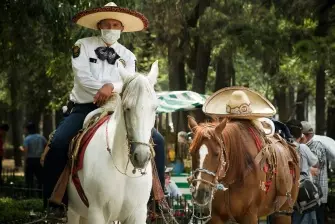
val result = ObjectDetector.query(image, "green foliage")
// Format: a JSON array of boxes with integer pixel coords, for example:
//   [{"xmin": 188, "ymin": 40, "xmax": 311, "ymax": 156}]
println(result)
[
  {"xmin": 0, "ymin": 198, "xmax": 43, "ymax": 222},
  {"xmin": 0, "ymin": 0, "xmax": 335, "ymax": 127}
]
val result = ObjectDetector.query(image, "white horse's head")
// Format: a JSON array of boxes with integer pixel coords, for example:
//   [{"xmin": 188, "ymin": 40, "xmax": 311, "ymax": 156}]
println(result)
[{"xmin": 117, "ymin": 60, "xmax": 159, "ymax": 169}]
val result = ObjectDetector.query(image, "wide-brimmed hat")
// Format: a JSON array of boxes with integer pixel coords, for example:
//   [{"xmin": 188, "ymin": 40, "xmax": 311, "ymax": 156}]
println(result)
[
  {"xmin": 72, "ymin": 2, "xmax": 149, "ymax": 32},
  {"xmin": 203, "ymin": 86, "xmax": 276, "ymax": 119}
]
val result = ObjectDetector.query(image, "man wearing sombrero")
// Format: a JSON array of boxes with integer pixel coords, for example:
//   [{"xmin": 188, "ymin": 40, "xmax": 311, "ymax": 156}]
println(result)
[{"xmin": 43, "ymin": 2, "xmax": 166, "ymax": 221}]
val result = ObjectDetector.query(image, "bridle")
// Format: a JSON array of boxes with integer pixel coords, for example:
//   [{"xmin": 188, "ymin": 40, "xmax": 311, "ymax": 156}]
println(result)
[
  {"xmin": 190, "ymin": 132, "xmax": 230, "ymax": 196},
  {"xmin": 106, "ymin": 74, "xmax": 154, "ymax": 176},
  {"xmin": 188, "ymin": 132, "xmax": 231, "ymax": 223}
]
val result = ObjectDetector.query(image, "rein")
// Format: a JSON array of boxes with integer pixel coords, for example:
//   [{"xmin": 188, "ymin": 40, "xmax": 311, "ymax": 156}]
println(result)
[{"xmin": 106, "ymin": 74, "xmax": 154, "ymax": 177}]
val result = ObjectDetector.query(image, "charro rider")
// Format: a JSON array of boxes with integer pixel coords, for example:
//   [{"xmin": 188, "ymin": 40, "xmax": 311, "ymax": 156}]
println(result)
[{"xmin": 43, "ymin": 2, "xmax": 166, "ymax": 221}]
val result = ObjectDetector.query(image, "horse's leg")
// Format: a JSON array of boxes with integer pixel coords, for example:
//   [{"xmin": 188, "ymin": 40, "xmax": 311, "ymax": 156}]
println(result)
[
  {"xmin": 123, "ymin": 206, "xmax": 147, "ymax": 224},
  {"xmin": 67, "ymin": 208, "xmax": 80, "ymax": 224},
  {"xmin": 87, "ymin": 207, "xmax": 105, "ymax": 224}
]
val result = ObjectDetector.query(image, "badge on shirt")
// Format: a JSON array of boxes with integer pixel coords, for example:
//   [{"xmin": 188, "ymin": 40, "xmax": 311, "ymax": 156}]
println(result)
[
  {"xmin": 119, "ymin": 59, "xmax": 126, "ymax": 67},
  {"xmin": 72, "ymin": 44, "xmax": 81, "ymax": 58},
  {"xmin": 89, "ymin": 58, "xmax": 97, "ymax": 63}
]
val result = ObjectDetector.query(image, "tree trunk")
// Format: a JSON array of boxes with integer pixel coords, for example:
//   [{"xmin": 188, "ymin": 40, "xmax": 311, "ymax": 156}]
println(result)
[
  {"xmin": 327, "ymin": 105, "xmax": 335, "ymax": 138},
  {"xmin": 214, "ymin": 49, "xmax": 235, "ymax": 91},
  {"xmin": 168, "ymin": 37, "xmax": 187, "ymax": 134},
  {"xmin": 9, "ymin": 66, "xmax": 23, "ymax": 167},
  {"xmin": 315, "ymin": 65, "xmax": 326, "ymax": 134},
  {"xmin": 42, "ymin": 109, "xmax": 54, "ymax": 138},
  {"xmin": 273, "ymin": 87, "xmax": 290, "ymax": 122},
  {"xmin": 296, "ymin": 85, "xmax": 309, "ymax": 121},
  {"xmin": 168, "ymin": 41, "xmax": 186, "ymax": 91},
  {"xmin": 288, "ymin": 86, "xmax": 295, "ymax": 120},
  {"xmin": 192, "ymin": 40, "xmax": 211, "ymax": 94}
]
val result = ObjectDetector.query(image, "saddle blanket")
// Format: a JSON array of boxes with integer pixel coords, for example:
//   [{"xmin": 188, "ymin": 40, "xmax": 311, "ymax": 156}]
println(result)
[{"xmin": 70, "ymin": 114, "xmax": 111, "ymax": 207}]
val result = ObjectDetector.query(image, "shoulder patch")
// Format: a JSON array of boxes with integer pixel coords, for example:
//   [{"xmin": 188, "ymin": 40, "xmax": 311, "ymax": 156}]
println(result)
[
  {"xmin": 72, "ymin": 44, "xmax": 81, "ymax": 58},
  {"xmin": 119, "ymin": 59, "xmax": 126, "ymax": 67}
]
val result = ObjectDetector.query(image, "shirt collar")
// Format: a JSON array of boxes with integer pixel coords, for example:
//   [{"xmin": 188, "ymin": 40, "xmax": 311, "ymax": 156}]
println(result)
[{"xmin": 306, "ymin": 135, "xmax": 315, "ymax": 145}]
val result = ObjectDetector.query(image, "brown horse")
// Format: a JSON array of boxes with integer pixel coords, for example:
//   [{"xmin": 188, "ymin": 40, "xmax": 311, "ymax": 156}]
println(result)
[{"xmin": 187, "ymin": 116, "xmax": 300, "ymax": 224}]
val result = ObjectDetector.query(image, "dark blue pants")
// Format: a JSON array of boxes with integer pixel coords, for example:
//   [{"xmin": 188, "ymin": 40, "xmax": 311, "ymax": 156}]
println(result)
[
  {"xmin": 43, "ymin": 103, "xmax": 165, "ymax": 207},
  {"xmin": 315, "ymin": 203, "xmax": 326, "ymax": 224},
  {"xmin": 152, "ymin": 128, "xmax": 166, "ymax": 192}
]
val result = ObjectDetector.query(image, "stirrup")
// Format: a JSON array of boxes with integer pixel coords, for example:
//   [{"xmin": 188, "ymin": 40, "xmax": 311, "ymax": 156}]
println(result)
[{"xmin": 45, "ymin": 201, "xmax": 68, "ymax": 223}]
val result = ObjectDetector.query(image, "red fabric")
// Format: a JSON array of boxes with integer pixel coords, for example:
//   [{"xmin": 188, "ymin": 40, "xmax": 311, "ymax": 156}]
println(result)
[
  {"xmin": 71, "ymin": 115, "xmax": 111, "ymax": 207},
  {"xmin": 265, "ymin": 180, "xmax": 272, "ymax": 192},
  {"xmin": 263, "ymin": 164, "xmax": 269, "ymax": 173},
  {"xmin": 248, "ymin": 127, "xmax": 263, "ymax": 152}
]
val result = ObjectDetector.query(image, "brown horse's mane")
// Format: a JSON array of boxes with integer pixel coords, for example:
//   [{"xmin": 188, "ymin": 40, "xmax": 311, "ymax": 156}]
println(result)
[{"xmin": 190, "ymin": 119, "xmax": 262, "ymax": 184}]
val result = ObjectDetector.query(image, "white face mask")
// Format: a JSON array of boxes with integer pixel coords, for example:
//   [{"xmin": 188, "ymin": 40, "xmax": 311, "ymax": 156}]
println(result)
[{"xmin": 101, "ymin": 29, "xmax": 121, "ymax": 44}]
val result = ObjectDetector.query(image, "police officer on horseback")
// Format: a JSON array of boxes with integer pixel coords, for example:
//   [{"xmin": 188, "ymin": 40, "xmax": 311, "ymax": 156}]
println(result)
[{"xmin": 43, "ymin": 2, "xmax": 166, "ymax": 222}]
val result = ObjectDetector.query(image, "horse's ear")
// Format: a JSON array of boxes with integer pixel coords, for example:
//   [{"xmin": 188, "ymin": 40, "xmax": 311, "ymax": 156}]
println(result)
[
  {"xmin": 215, "ymin": 118, "xmax": 227, "ymax": 135},
  {"xmin": 117, "ymin": 60, "xmax": 131, "ymax": 82},
  {"xmin": 188, "ymin": 116, "xmax": 198, "ymax": 133},
  {"xmin": 147, "ymin": 60, "xmax": 159, "ymax": 86}
]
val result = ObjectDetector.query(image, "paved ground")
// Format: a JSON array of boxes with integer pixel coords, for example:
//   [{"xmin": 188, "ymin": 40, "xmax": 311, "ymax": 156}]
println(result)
[{"xmin": 2, "ymin": 159, "xmax": 24, "ymax": 175}]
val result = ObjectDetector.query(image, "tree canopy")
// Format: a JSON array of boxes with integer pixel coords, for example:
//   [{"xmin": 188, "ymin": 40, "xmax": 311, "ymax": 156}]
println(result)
[{"xmin": 1, "ymin": 0, "xmax": 335, "ymax": 166}]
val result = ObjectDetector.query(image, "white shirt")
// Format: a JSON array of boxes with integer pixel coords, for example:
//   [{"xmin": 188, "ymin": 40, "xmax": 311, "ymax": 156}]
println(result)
[{"xmin": 70, "ymin": 36, "xmax": 136, "ymax": 104}]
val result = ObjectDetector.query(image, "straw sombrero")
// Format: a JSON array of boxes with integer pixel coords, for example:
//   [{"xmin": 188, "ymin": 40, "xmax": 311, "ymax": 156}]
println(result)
[
  {"xmin": 72, "ymin": 2, "xmax": 149, "ymax": 32},
  {"xmin": 203, "ymin": 86, "xmax": 276, "ymax": 119}
]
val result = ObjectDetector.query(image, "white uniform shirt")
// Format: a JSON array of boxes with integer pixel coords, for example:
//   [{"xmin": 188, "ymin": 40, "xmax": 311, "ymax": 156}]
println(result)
[{"xmin": 70, "ymin": 36, "xmax": 136, "ymax": 104}]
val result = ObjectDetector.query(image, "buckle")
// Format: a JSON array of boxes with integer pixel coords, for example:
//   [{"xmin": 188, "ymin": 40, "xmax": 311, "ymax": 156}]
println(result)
[{"xmin": 45, "ymin": 201, "xmax": 68, "ymax": 223}]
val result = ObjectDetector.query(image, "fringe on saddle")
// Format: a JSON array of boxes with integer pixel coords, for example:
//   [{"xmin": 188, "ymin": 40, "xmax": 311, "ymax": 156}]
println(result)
[{"xmin": 255, "ymin": 131, "xmax": 299, "ymax": 212}]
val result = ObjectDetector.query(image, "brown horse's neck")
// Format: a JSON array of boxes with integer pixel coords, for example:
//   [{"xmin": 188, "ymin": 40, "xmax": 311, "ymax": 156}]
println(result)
[{"xmin": 220, "ymin": 120, "xmax": 262, "ymax": 186}]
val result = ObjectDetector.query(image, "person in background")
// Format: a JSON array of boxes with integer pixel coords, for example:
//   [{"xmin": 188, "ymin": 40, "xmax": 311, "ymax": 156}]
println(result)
[
  {"xmin": 0, "ymin": 123, "xmax": 9, "ymax": 184},
  {"xmin": 165, "ymin": 167, "xmax": 182, "ymax": 198},
  {"xmin": 301, "ymin": 121, "xmax": 335, "ymax": 224},
  {"xmin": 286, "ymin": 119, "xmax": 319, "ymax": 224},
  {"xmin": 20, "ymin": 122, "xmax": 47, "ymax": 189}
]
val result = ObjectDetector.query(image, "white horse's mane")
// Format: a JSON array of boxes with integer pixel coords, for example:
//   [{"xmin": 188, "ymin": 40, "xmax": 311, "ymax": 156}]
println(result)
[
  {"xmin": 83, "ymin": 72, "xmax": 155, "ymax": 127},
  {"xmin": 122, "ymin": 73, "xmax": 156, "ymax": 108}
]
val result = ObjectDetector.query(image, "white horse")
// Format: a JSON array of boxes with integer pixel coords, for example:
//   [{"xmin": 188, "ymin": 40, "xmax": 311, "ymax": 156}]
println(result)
[{"xmin": 67, "ymin": 61, "xmax": 159, "ymax": 224}]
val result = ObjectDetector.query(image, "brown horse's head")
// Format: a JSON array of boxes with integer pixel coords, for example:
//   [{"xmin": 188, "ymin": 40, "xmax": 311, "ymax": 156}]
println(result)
[
  {"xmin": 188, "ymin": 116, "xmax": 257, "ymax": 206},
  {"xmin": 188, "ymin": 116, "xmax": 228, "ymax": 205}
]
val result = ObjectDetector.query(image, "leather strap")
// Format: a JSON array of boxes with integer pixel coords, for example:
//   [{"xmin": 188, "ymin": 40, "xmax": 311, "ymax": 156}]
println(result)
[{"xmin": 49, "ymin": 164, "xmax": 71, "ymax": 206}]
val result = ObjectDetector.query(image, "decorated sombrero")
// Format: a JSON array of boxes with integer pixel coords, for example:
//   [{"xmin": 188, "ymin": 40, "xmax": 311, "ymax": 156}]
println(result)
[
  {"xmin": 203, "ymin": 86, "xmax": 276, "ymax": 119},
  {"xmin": 72, "ymin": 2, "xmax": 149, "ymax": 32}
]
